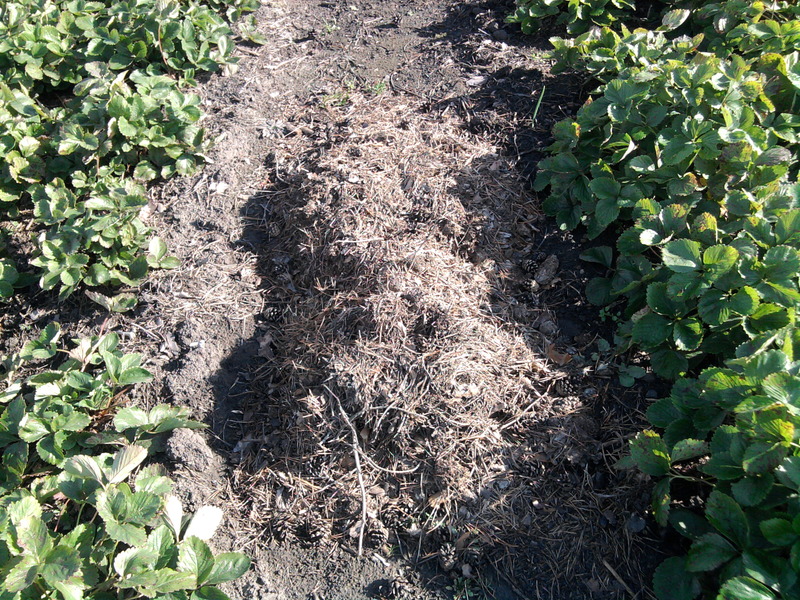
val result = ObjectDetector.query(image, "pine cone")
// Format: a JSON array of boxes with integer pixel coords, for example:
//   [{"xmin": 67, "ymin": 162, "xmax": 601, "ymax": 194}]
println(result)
[
  {"xmin": 263, "ymin": 305, "xmax": 284, "ymax": 322},
  {"xmin": 389, "ymin": 577, "xmax": 413, "ymax": 599},
  {"xmin": 380, "ymin": 502, "xmax": 408, "ymax": 530},
  {"xmin": 554, "ymin": 378, "xmax": 576, "ymax": 397},
  {"xmin": 520, "ymin": 258, "xmax": 537, "ymax": 273},
  {"xmin": 520, "ymin": 252, "xmax": 547, "ymax": 273},
  {"xmin": 266, "ymin": 221, "xmax": 282, "ymax": 238},
  {"xmin": 438, "ymin": 542, "xmax": 457, "ymax": 571},
  {"xmin": 296, "ymin": 511, "xmax": 328, "ymax": 544},
  {"xmin": 460, "ymin": 542, "xmax": 484, "ymax": 565},
  {"xmin": 367, "ymin": 521, "xmax": 389, "ymax": 548},
  {"xmin": 271, "ymin": 511, "xmax": 295, "ymax": 541}
]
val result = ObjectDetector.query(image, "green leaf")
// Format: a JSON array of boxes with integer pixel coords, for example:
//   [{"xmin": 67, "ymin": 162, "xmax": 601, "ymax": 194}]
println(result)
[
  {"xmin": 107, "ymin": 96, "xmax": 130, "ymax": 119},
  {"xmin": 776, "ymin": 456, "xmax": 800, "ymax": 491},
  {"xmin": 629, "ymin": 156, "xmax": 655, "ymax": 173},
  {"xmin": 640, "ymin": 229, "xmax": 663, "ymax": 246},
  {"xmin": 630, "ymin": 430, "xmax": 670, "ymax": 477},
  {"xmin": 594, "ymin": 196, "xmax": 620, "ymax": 231},
  {"xmin": 589, "ymin": 175, "xmax": 622, "ymax": 203},
  {"xmin": 647, "ymin": 283, "xmax": 686, "ymax": 318},
  {"xmin": 104, "ymin": 520, "xmax": 148, "ymax": 547},
  {"xmin": 652, "ymin": 478, "xmax": 671, "ymax": 527},
  {"xmin": 718, "ymin": 577, "xmax": 775, "ymax": 600},
  {"xmin": 192, "ymin": 587, "xmax": 233, "ymax": 600},
  {"xmin": 732, "ymin": 475, "xmax": 773, "ymax": 507},
  {"xmin": 706, "ymin": 490, "xmax": 749, "ymax": 548},
  {"xmin": 760, "ymin": 518, "xmax": 796, "ymax": 546},
  {"xmin": 775, "ymin": 210, "xmax": 800, "ymax": 245},
  {"xmin": 53, "ymin": 578, "xmax": 85, "ymax": 600},
  {"xmin": 668, "ymin": 271, "xmax": 710, "ymax": 303},
  {"xmin": 579, "ymin": 246, "xmax": 613, "ymax": 268},
  {"xmin": 109, "ymin": 445, "xmax": 148, "ymax": 484},
  {"xmin": 586, "ymin": 277, "xmax": 613, "ymax": 306},
  {"xmin": 662, "ymin": 136, "xmax": 697, "ymax": 166},
  {"xmin": 160, "ymin": 256, "xmax": 181, "ymax": 269},
  {"xmin": 673, "ymin": 318, "xmax": 703, "ymax": 352},
  {"xmin": 184, "ymin": 506, "xmax": 223, "ymax": 541},
  {"xmin": 762, "ymin": 246, "xmax": 800, "ymax": 280},
  {"xmin": 663, "ymin": 240, "xmax": 702, "ymax": 273},
  {"xmin": 9, "ymin": 497, "xmax": 51, "ymax": 562},
  {"xmin": 118, "ymin": 367, "xmax": 153, "ymax": 385},
  {"xmin": 647, "ymin": 398, "xmax": 683, "ymax": 428},
  {"xmin": 117, "ymin": 116, "xmax": 138, "ymax": 138},
  {"xmin": 671, "ymin": 439, "xmax": 708, "ymax": 463},
  {"xmin": 114, "ymin": 407, "xmax": 150, "ymax": 432},
  {"xmin": 178, "ymin": 537, "xmax": 215, "ymax": 586},
  {"xmin": 632, "ymin": 313, "xmax": 672, "ymax": 349},
  {"xmin": 205, "ymin": 552, "xmax": 251, "ymax": 586},
  {"xmin": 117, "ymin": 568, "xmax": 197, "ymax": 593},
  {"xmin": 64, "ymin": 455, "xmax": 106, "ymax": 484},
  {"xmin": 703, "ymin": 245, "xmax": 738, "ymax": 283},
  {"xmin": 653, "ymin": 557, "xmax": 700, "ymax": 600},
  {"xmin": 149, "ymin": 237, "xmax": 168, "ymax": 261},
  {"xmin": 650, "ymin": 349, "xmax": 688, "ymax": 379},
  {"xmin": 41, "ymin": 546, "xmax": 81, "ymax": 586},
  {"xmin": 670, "ymin": 509, "xmax": 712, "ymax": 540},
  {"xmin": 136, "ymin": 466, "xmax": 174, "ymax": 496},
  {"xmin": 2, "ymin": 556, "xmax": 39, "ymax": 593},
  {"xmin": 86, "ymin": 291, "xmax": 138, "ymax": 313},
  {"xmin": 134, "ymin": 161, "xmax": 158, "ymax": 181},
  {"xmin": 746, "ymin": 304, "xmax": 790, "ymax": 335},
  {"xmin": 730, "ymin": 287, "xmax": 759, "ymax": 316},
  {"xmin": 743, "ymin": 442, "xmax": 786, "ymax": 474},
  {"xmin": 687, "ymin": 533, "xmax": 738, "ymax": 572},
  {"xmin": 114, "ymin": 546, "xmax": 159, "ymax": 577},
  {"xmin": 660, "ymin": 8, "xmax": 691, "ymax": 30}
]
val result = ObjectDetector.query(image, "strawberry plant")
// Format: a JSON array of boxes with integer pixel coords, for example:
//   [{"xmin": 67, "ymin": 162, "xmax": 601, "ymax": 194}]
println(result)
[
  {"xmin": 0, "ymin": 0, "xmax": 260, "ymax": 301},
  {"xmin": 507, "ymin": 0, "xmax": 638, "ymax": 35},
  {"xmin": 534, "ymin": 11, "xmax": 799, "ymax": 374},
  {"xmin": 0, "ymin": 324, "xmax": 250, "ymax": 598},
  {"xmin": 517, "ymin": 0, "xmax": 800, "ymax": 597},
  {"xmin": 623, "ymin": 343, "xmax": 800, "ymax": 599}
]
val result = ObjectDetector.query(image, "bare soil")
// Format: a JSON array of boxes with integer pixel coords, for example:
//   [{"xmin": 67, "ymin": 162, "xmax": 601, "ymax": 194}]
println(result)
[{"xmin": 1, "ymin": 0, "xmax": 670, "ymax": 598}]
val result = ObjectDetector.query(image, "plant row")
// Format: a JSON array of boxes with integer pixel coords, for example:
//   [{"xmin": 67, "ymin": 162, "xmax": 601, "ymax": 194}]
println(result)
[
  {"xmin": 513, "ymin": 0, "xmax": 800, "ymax": 598},
  {"xmin": 0, "ymin": 0, "xmax": 262, "ymax": 301},
  {"xmin": 0, "ymin": 324, "xmax": 250, "ymax": 599}
]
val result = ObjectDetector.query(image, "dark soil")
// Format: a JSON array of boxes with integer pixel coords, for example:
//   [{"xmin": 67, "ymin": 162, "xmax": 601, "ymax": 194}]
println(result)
[{"xmin": 1, "ymin": 0, "xmax": 668, "ymax": 598}]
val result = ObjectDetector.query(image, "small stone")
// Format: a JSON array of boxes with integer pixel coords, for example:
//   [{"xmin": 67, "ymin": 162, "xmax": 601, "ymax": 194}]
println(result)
[
  {"xmin": 646, "ymin": 389, "xmax": 659, "ymax": 399},
  {"xmin": 492, "ymin": 29, "xmax": 509, "ymax": 41},
  {"xmin": 592, "ymin": 471, "xmax": 609, "ymax": 490},
  {"xmin": 537, "ymin": 319, "xmax": 558, "ymax": 337},
  {"xmin": 626, "ymin": 513, "xmax": 647, "ymax": 534},
  {"xmin": 534, "ymin": 255, "xmax": 559, "ymax": 286}
]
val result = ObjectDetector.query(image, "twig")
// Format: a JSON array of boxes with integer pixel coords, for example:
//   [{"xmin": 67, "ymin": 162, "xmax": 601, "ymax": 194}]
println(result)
[
  {"xmin": 602, "ymin": 558, "xmax": 636, "ymax": 597},
  {"xmin": 327, "ymin": 385, "xmax": 368, "ymax": 557}
]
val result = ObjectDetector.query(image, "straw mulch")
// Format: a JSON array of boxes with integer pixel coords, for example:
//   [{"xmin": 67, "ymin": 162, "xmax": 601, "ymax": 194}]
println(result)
[{"xmin": 227, "ymin": 91, "xmax": 653, "ymax": 598}]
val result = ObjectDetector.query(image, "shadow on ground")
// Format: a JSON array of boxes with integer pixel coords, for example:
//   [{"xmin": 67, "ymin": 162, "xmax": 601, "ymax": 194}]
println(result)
[{"xmin": 172, "ymin": 0, "xmax": 665, "ymax": 598}]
